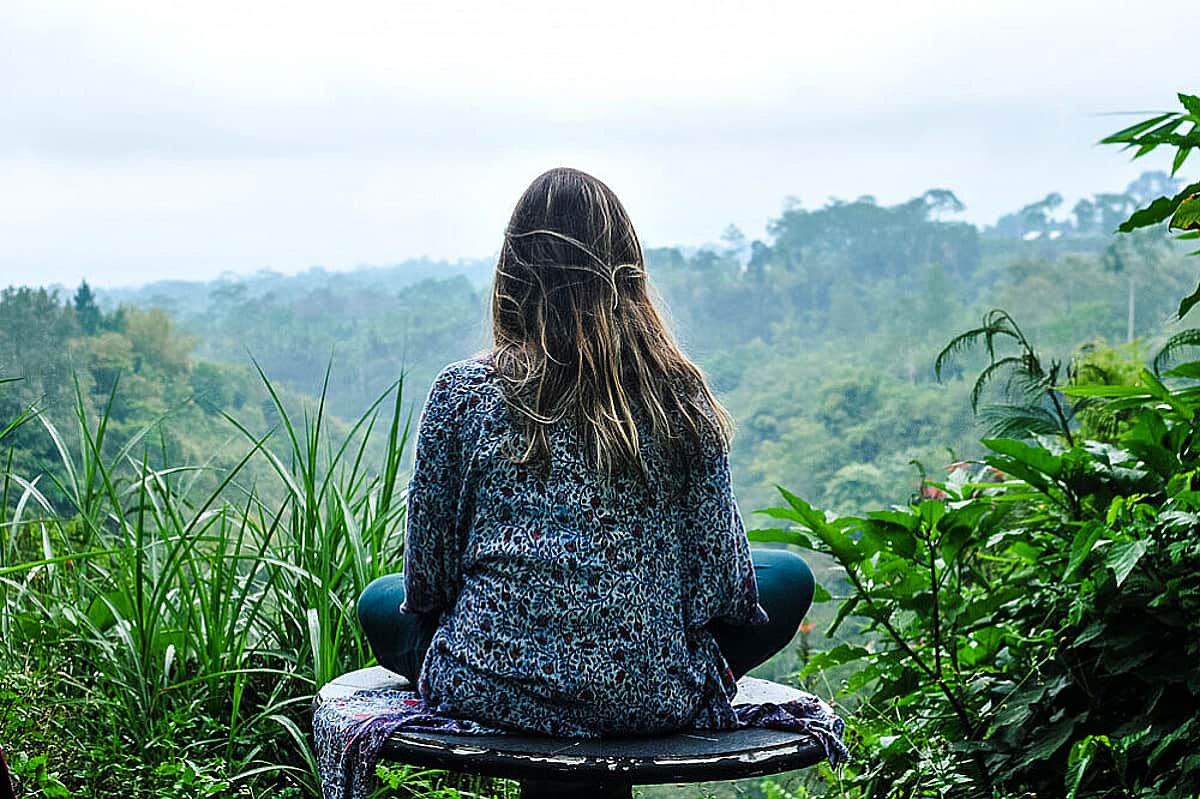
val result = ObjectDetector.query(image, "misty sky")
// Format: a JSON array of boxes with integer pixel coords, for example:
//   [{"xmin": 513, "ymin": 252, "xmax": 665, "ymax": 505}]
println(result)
[{"xmin": 1, "ymin": 0, "xmax": 1194, "ymax": 288}]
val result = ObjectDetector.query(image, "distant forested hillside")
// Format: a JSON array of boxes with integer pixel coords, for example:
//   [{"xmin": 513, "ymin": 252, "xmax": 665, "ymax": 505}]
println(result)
[{"xmin": 6, "ymin": 170, "xmax": 1193, "ymax": 518}]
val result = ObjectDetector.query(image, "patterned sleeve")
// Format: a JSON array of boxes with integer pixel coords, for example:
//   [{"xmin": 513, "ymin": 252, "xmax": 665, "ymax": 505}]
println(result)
[
  {"xmin": 402, "ymin": 364, "xmax": 470, "ymax": 614},
  {"xmin": 689, "ymin": 438, "xmax": 769, "ymax": 628}
]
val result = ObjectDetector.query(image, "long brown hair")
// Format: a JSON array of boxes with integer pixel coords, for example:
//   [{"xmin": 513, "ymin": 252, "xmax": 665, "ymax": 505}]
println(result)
[{"xmin": 489, "ymin": 167, "xmax": 733, "ymax": 476}]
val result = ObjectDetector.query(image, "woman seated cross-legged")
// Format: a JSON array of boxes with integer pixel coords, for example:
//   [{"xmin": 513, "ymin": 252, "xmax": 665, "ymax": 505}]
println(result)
[{"xmin": 358, "ymin": 167, "xmax": 815, "ymax": 737}]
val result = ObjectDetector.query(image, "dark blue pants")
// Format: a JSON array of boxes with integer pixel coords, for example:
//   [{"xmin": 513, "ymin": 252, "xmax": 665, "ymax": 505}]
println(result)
[{"xmin": 357, "ymin": 548, "xmax": 814, "ymax": 684}]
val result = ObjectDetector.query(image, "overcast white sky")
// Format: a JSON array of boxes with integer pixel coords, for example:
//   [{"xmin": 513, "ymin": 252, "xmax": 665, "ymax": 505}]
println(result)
[{"xmin": 1, "ymin": 0, "xmax": 1194, "ymax": 288}]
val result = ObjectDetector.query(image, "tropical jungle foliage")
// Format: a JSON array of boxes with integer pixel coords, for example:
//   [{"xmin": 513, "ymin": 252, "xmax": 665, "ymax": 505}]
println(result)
[
  {"xmin": 755, "ymin": 91, "xmax": 1200, "ymax": 798},
  {"xmin": 2, "ymin": 92, "xmax": 1199, "ymax": 798}
]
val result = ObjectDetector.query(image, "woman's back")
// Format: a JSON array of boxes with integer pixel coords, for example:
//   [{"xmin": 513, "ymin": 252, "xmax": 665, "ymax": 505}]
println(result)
[
  {"xmin": 402, "ymin": 356, "xmax": 763, "ymax": 737},
  {"xmin": 355, "ymin": 167, "xmax": 811, "ymax": 738}
]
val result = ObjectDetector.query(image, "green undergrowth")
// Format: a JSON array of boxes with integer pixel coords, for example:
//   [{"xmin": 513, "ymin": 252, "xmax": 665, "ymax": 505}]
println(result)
[
  {"xmin": 0, "ymin": 366, "xmax": 415, "ymax": 797},
  {"xmin": 752, "ymin": 95, "xmax": 1200, "ymax": 799},
  {"xmin": 3, "ymin": 91, "xmax": 1199, "ymax": 799}
]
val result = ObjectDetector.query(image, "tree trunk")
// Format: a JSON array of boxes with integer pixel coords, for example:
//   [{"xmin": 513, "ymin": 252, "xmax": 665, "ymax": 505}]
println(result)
[{"xmin": 1127, "ymin": 274, "xmax": 1136, "ymax": 343}]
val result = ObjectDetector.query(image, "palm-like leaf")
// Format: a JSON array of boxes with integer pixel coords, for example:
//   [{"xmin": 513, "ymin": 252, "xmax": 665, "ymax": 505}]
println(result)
[
  {"xmin": 938, "ymin": 309, "xmax": 1075, "ymax": 442},
  {"xmin": 969, "ymin": 356, "xmax": 1023, "ymax": 413},
  {"xmin": 935, "ymin": 309, "xmax": 1023, "ymax": 381},
  {"xmin": 978, "ymin": 405, "xmax": 1066, "ymax": 440},
  {"xmin": 1153, "ymin": 328, "xmax": 1200, "ymax": 374}
]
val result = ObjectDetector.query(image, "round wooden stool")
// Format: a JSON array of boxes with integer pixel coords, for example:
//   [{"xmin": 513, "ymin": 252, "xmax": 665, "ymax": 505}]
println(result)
[{"xmin": 317, "ymin": 667, "xmax": 827, "ymax": 798}]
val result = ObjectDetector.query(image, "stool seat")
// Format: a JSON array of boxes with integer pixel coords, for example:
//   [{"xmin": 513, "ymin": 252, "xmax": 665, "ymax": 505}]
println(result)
[{"xmin": 317, "ymin": 666, "xmax": 827, "ymax": 798}]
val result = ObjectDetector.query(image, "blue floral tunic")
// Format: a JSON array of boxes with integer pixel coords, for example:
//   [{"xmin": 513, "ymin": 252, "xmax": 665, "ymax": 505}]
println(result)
[{"xmin": 403, "ymin": 357, "xmax": 767, "ymax": 737}]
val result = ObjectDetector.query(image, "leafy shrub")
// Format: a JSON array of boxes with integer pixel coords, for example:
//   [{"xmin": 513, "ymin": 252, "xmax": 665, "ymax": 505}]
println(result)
[
  {"xmin": 755, "ymin": 92, "xmax": 1200, "ymax": 799},
  {"xmin": 0, "ymin": 367, "xmax": 416, "ymax": 797},
  {"xmin": 759, "ymin": 390, "xmax": 1200, "ymax": 797}
]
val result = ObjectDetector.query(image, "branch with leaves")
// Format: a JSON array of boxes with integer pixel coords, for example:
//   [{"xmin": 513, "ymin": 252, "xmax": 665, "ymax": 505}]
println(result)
[{"xmin": 1102, "ymin": 92, "xmax": 1200, "ymax": 317}]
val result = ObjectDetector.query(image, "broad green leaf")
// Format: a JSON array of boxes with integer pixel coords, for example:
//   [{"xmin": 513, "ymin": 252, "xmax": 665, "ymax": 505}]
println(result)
[
  {"xmin": 747, "ymin": 526, "xmax": 813, "ymax": 548},
  {"xmin": 812, "ymin": 523, "xmax": 861, "ymax": 565},
  {"xmin": 994, "ymin": 695, "xmax": 1036, "ymax": 728},
  {"xmin": 1105, "ymin": 539, "xmax": 1148, "ymax": 587},
  {"xmin": 1065, "ymin": 522, "xmax": 1104, "ymax": 579},
  {"xmin": 957, "ymin": 627, "xmax": 1004, "ymax": 668},
  {"xmin": 1106, "ymin": 496, "xmax": 1126, "ymax": 526},
  {"xmin": 1100, "ymin": 112, "xmax": 1174, "ymax": 144},
  {"xmin": 938, "ymin": 525, "xmax": 972, "ymax": 566},
  {"xmin": 861, "ymin": 519, "xmax": 917, "ymax": 559},
  {"xmin": 940, "ymin": 502, "xmax": 994, "ymax": 543},
  {"xmin": 983, "ymin": 437, "xmax": 1063, "ymax": 479},
  {"xmin": 1169, "ymin": 194, "xmax": 1200, "ymax": 231},
  {"xmin": 1117, "ymin": 181, "xmax": 1200, "ymax": 233},
  {"xmin": 1118, "ymin": 196, "xmax": 1176, "ymax": 232},
  {"xmin": 1075, "ymin": 620, "xmax": 1106, "ymax": 646},
  {"xmin": 812, "ymin": 580, "xmax": 832, "ymax": 603},
  {"xmin": 1180, "ymin": 93, "xmax": 1200, "ymax": 118},
  {"xmin": 842, "ymin": 657, "xmax": 886, "ymax": 695},
  {"xmin": 771, "ymin": 486, "xmax": 861, "ymax": 564},
  {"xmin": 1018, "ymin": 717, "xmax": 1078, "ymax": 768},
  {"xmin": 1163, "ymin": 361, "xmax": 1200, "ymax": 379},
  {"xmin": 798, "ymin": 643, "xmax": 870, "ymax": 678},
  {"xmin": 755, "ymin": 506, "xmax": 806, "ymax": 523},
  {"xmin": 1008, "ymin": 539, "xmax": 1044, "ymax": 564},
  {"xmin": 1181, "ymin": 283, "xmax": 1200, "ymax": 318},
  {"xmin": 938, "ymin": 506, "xmax": 991, "ymax": 564},
  {"xmin": 1141, "ymin": 368, "xmax": 1193, "ymax": 420},
  {"xmin": 865, "ymin": 509, "xmax": 919, "ymax": 531},
  {"xmin": 1124, "ymin": 408, "xmax": 1169, "ymax": 446},
  {"xmin": 1141, "ymin": 366, "xmax": 1176, "ymax": 398},
  {"xmin": 917, "ymin": 500, "xmax": 946, "ymax": 529},
  {"xmin": 1170, "ymin": 489, "xmax": 1200, "ymax": 508},
  {"xmin": 1066, "ymin": 735, "xmax": 1108, "ymax": 799},
  {"xmin": 1147, "ymin": 717, "xmax": 1198, "ymax": 769},
  {"xmin": 1058, "ymin": 384, "xmax": 1153, "ymax": 398},
  {"xmin": 774, "ymin": 485, "xmax": 830, "ymax": 532}
]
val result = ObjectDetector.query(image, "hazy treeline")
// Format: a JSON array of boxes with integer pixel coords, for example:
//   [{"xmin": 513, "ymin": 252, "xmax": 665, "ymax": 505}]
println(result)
[{"xmin": 4, "ymin": 171, "xmax": 1193, "ymax": 518}]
